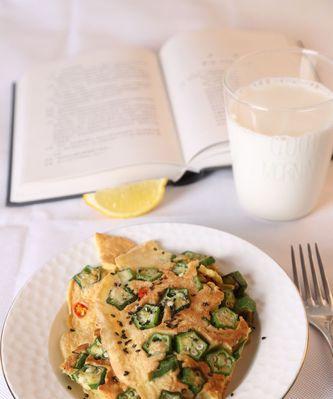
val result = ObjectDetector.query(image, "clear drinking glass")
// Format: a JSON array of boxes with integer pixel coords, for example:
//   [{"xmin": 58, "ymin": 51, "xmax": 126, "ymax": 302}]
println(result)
[{"xmin": 224, "ymin": 49, "xmax": 333, "ymax": 221}]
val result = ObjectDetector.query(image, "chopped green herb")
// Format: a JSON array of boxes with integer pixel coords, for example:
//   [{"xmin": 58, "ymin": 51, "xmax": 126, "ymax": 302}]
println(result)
[
  {"xmin": 181, "ymin": 251, "xmax": 215, "ymax": 266},
  {"xmin": 136, "ymin": 268, "xmax": 163, "ymax": 282},
  {"xmin": 142, "ymin": 333, "xmax": 173, "ymax": 356},
  {"xmin": 199, "ymin": 256, "xmax": 215, "ymax": 266},
  {"xmin": 73, "ymin": 266, "xmax": 102, "ymax": 289},
  {"xmin": 211, "ymin": 307, "xmax": 238, "ymax": 329},
  {"xmin": 72, "ymin": 365, "xmax": 106, "ymax": 390},
  {"xmin": 117, "ymin": 268, "xmax": 135, "ymax": 284},
  {"xmin": 193, "ymin": 275, "xmax": 203, "ymax": 291},
  {"xmin": 117, "ymin": 387, "xmax": 141, "ymax": 398},
  {"xmin": 161, "ymin": 288, "xmax": 190, "ymax": 315},
  {"xmin": 159, "ymin": 390, "xmax": 182, "ymax": 399},
  {"xmin": 205, "ymin": 347, "xmax": 235, "ymax": 375},
  {"xmin": 234, "ymin": 295, "xmax": 256, "ymax": 325},
  {"xmin": 87, "ymin": 337, "xmax": 108, "ymax": 360},
  {"xmin": 221, "ymin": 290, "xmax": 236, "ymax": 309},
  {"xmin": 132, "ymin": 304, "xmax": 162, "ymax": 330},
  {"xmin": 175, "ymin": 330, "xmax": 208, "ymax": 360},
  {"xmin": 106, "ymin": 286, "xmax": 137, "ymax": 310},
  {"xmin": 172, "ymin": 261, "xmax": 188, "ymax": 276},
  {"xmin": 179, "ymin": 367, "xmax": 206, "ymax": 394},
  {"xmin": 233, "ymin": 340, "xmax": 246, "ymax": 360},
  {"xmin": 73, "ymin": 352, "xmax": 88, "ymax": 369},
  {"xmin": 223, "ymin": 271, "xmax": 248, "ymax": 297},
  {"xmin": 150, "ymin": 355, "xmax": 179, "ymax": 380}
]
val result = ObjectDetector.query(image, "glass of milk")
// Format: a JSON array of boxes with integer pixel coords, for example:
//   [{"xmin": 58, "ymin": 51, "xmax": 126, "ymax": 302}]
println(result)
[{"xmin": 224, "ymin": 48, "xmax": 333, "ymax": 221}]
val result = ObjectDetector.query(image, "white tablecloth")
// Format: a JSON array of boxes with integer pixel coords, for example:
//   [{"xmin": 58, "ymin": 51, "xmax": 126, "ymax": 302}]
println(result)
[{"xmin": 0, "ymin": 1, "xmax": 333, "ymax": 398}]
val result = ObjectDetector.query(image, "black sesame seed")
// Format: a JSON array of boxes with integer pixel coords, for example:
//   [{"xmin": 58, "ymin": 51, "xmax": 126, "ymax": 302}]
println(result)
[
  {"xmin": 135, "ymin": 349, "xmax": 141, "ymax": 352},
  {"xmin": 261, "ymin": 336, "xmax": 267, "ymax": 340},
  {"xmin": 123, "ymin": 348, "xmax": 129, "ymax": 354},
  {"xmin": 125, "ymin": 339, "xmax": 132, "ymax": 345},
  {"xmin": 67, "ymin": 385, "xmax": 72, "ymax": 390},
  {"xmin": 70, "ymin": 328, "xmax": 75, "ymax": 332},
  {"xmin": 118, "ymin": 321, "xmax": 124, "ymax": 327},
  {"xmin": 112, "ymin": 376, "xmax": 119, "ymax": 383},
  {"xmin": 111, "ymin": 314, "xmax": 116, "ymax": 318},
  {"xmin": 123, "ymin": 371, "xmax": 130, "ymax": 376},
  {"xmin": 132, "ymin": 344, "xmax": 137, "ymax": 348}
]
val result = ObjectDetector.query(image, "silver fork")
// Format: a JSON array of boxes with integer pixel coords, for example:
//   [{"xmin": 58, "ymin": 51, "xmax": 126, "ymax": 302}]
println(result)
[{"xmin": 291, "ymin": 243, "xmax": 333, "ymax": 354}]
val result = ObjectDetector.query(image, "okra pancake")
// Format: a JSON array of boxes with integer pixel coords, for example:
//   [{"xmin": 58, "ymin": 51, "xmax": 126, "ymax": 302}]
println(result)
[
  {"xmin": 95, "ymin": 241, "xmax": 254, "ymax": 399},
  {"xmin": 61, "ymin": 234, "xmax": 140, "ymax": 397},
  {"xmin": 61, "ymin": 266, "xmax": 107, "ymax": 356},
  {"xmin": 95, "ymin": 233, "xmax": 136, "ymax": 271},
  {"xmin": 61, "ymin": 280, "xmax": 133, "ymax": 398},
  {"xmin": 114, "ymin": 240, "xmax": 173, "ymax": 270},
  {"xmin": 62, "ymin": 234, "xmax": 136, "ymax": 356},
  {"xmin": 61, "ymin": 333, "xmax": 127, "ymax": 399}
]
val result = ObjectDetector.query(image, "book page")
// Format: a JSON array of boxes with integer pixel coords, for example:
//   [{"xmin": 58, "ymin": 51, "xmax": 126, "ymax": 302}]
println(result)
[
  {"xmin": 15, "ymin": 48, "xmax": 183, "ymax": 184},
  {"xmin": 160, "ymin": 29, "xmax": 295, "ymax": 164}
]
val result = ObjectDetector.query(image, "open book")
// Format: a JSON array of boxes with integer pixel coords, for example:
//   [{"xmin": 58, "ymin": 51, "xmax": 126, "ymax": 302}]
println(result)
[{"xmin": 8, "ymin": 29, "xmax": 296, "ymax": 205}]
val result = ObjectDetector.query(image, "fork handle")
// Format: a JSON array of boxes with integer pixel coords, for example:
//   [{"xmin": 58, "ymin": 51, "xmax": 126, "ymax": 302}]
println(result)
[
  {"xmin": 313, "ymin": 319, "xmax": 333, "ymax": 356},
  {"xmin": 323, "ymin": 330, "xmax": 333, "ymax": 356}
]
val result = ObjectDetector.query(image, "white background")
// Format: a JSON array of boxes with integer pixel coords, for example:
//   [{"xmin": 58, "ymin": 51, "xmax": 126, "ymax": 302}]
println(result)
[{"xmin": 0, "ymin": 1, "xmax": 332, "ymax": 398}]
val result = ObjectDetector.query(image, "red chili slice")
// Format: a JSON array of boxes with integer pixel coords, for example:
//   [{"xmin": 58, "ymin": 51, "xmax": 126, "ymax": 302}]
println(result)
[
  {"xmin": 74, "ymin": 302, "xmax": 88, "ymax": 318},
  {"xmin": 138, "ymin": 287, "xmax": 148, "ymax": 299}
]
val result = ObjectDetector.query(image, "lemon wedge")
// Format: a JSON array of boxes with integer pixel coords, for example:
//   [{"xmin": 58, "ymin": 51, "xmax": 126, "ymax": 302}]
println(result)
[{"xmin": 83, "ymin": 178, "xmax": 168, "ymax": 218}]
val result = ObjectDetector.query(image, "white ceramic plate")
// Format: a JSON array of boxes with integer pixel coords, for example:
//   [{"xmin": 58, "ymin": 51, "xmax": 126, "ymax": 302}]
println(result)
[{"xmin": 1, "ymin": 223, "xmax": 308, "ymax": 399}]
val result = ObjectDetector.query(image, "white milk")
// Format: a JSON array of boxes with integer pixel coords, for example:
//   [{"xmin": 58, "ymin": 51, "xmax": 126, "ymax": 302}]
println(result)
[{"xmin": 227, "ymin": 77, "xmax": 333, "ymax": 220}]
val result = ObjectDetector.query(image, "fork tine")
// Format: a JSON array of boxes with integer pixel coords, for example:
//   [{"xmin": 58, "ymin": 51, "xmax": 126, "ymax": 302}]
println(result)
[
  {"xmin": 315, "ymin": 243, "xmax": 333, "ymax": 305},
  {"xmin": 291, "ymin": 245, "xmax": 299, "ymax": 290},
  {"xmin": 299, "ymin": 244, "xmax": 312, "ymax": 303},
  {"xmin": 307, "ymin": 243, "xmax": 322, "ymax": 304}
]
